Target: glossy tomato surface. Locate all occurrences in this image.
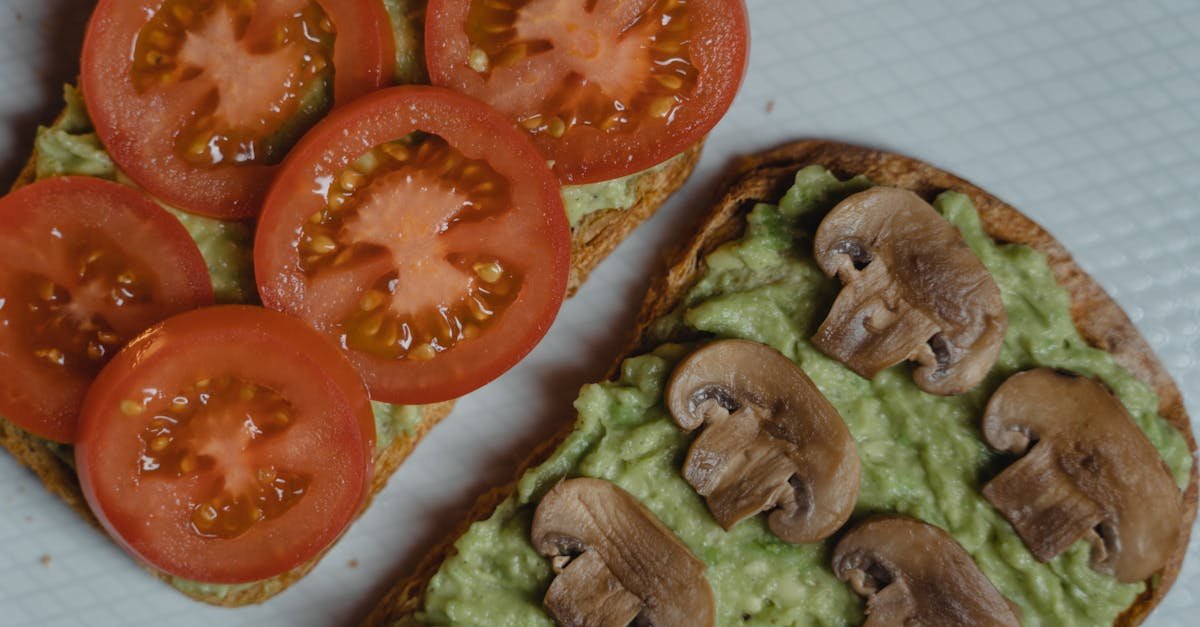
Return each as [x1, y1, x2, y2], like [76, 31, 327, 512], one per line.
[0, 177, 213, 443]
[76, 306, 375, 584]
[82, 0, 395, 219]
[255, 85, 569, 404]
[426, 0, 749, 183]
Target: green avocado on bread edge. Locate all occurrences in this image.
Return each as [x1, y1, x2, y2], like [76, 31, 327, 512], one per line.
[367, 141, 1195, 627]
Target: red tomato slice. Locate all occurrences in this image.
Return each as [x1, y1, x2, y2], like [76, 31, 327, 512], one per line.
[0, 177, 213, 443]
[425, 0, 749, 184]
[82, 0, 395, 220]
[255, 86, 569, 404]
[76, 306, 375, 584]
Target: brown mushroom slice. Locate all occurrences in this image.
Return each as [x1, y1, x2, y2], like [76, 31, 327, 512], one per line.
[665, 339, 860, 543]
[531, 478, 714, 627]
[833, 516, 1021, 627]
[812, 187, 1006, 395]
[981, 368, 1183, 583]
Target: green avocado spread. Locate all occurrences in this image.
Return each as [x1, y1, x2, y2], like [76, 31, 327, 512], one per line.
[415, 167, 1193, 627]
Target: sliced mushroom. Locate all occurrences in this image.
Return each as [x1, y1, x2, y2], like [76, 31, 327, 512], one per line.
[833, 516, 1021, 626]
[665, 339, 860, 543]
[981, 368, 1183, 583]
[812, 187, 1006, 395]
[531, 478, 714, 627]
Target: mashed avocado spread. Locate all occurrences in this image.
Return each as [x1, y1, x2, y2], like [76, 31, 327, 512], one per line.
[416, 167, 1193, 627]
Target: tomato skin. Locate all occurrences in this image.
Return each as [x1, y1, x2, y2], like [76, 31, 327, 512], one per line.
[81, 0, 395, 220]
[76, 305, 375, 584]
[0, 177, 213, 443]
[255, 85, 569, 404]
[425, 0, 749, 184]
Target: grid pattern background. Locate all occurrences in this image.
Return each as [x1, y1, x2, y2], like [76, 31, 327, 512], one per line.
[0, 0, 1198, 624]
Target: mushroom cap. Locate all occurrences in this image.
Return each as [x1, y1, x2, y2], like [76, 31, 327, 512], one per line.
[832, 515, 1021, 627]
[981, 368, 1183, 583]
[665, 339, 860, 543]
[530, 478, 714, 627]
[812, 187, 1006, 395]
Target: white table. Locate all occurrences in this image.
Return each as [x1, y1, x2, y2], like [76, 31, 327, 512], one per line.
[1, 0, 1197, 624]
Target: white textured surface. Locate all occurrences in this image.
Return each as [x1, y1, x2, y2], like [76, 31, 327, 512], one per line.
[1, 0, 1199, 624]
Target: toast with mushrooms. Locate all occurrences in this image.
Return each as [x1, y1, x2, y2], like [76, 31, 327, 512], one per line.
[372, 138, 1196, 626]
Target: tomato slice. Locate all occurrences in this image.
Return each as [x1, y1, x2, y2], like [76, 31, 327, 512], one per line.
[425, 0, 748, 184]
[0, 177, 213, 443]
[82, 0, 395, 220]
[255, 86, 569, 404]
[76, 306, 375, 584]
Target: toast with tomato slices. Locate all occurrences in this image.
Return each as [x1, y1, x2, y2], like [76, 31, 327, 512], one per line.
[365, 140, 1197, 626]
[0, 107, 699, 607]
[1, 0, 743, 606]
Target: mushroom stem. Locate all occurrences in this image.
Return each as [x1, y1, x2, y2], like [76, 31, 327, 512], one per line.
[683, 405, 796, 529]
[531, 478, 714, 627]
[984, 442, 1106, 562]
[813, 258, 941, 379]
[544, 550, 642, 627]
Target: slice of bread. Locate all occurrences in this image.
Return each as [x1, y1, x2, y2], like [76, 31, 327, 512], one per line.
[365, 140, 1198, 627]
[0, 106, 701, 605]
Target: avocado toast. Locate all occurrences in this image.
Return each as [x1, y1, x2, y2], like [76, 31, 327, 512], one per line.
[0, 1, 705, 603]
[0, 92, 700, 606]
[365, 140, 1197, 626]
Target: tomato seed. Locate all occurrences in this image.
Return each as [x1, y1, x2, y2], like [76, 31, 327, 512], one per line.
[339, 170, 365, 192]
[380, 319, 400, 347]
[34, 348, 66, 367]
[359, 290, 386, 311]
[496, 42, 528, 67]
[473, 261, 503, 283]
[380, 142, 410, 162]
[359, 311, 385, 336]
[649, 97, 676, 118]
[410, 344, 437, 361]
[309, 235, 338, 254]
[654, 74, 684, 90]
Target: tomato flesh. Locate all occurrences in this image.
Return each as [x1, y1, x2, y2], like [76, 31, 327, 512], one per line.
[300, 134, 522, 362]
[83, 0, 394, 219]
[426, 0, 748, 183]
[77, 306, 374, 584]
[138, 375, 311, 540]
[256, 86, 569, 404]
[133, 0, 336, 168]
[0, 177, 213, 442]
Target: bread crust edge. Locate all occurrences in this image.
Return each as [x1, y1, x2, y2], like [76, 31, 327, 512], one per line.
[364, 139, 1199, 627]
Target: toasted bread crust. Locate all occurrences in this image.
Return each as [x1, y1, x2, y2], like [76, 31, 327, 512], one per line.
[1, 124, 699, 605]
[567, 142, 703, 294]
[366, 140, 1198, 627]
